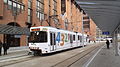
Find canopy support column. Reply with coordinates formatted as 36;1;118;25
113;31;119;56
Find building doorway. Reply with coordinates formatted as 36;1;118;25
4;34;20;47
3;22;21;47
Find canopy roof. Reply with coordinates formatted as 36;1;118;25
76;0;120;34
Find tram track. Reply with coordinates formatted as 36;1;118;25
51;43;104;67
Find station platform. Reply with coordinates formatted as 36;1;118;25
86;43;120;67
0;46;30;62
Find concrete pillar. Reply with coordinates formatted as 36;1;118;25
113;31;119;56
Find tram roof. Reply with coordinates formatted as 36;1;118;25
76;0;120;35
30;26;81;34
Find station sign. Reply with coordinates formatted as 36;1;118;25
102;31;110;35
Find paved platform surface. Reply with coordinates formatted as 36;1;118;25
87;43;120;67
0;46;30;62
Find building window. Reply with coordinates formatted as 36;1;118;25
83;21;90;24
17;4;20;13
28;9;32;23
28;0;32;23
83;20;90;29
53;0;59;26
36;0;44;20
83;25;90;28
28;0;32;8
4;0;25;15
83;16;89;19
48;0;51;15
53;0;57;15
8;0;12;10
21;5;24;11
4;0;8;4
61;0;66;15
13;2;17;15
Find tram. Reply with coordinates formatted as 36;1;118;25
28;26;87;55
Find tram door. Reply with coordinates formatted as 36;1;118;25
50;33;56;51
70;34;73;47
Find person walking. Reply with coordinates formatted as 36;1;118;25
3;42;9;55
106;40;110;49
110;39;113;43
0;40;2;56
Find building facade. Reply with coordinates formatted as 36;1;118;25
0;0;96;47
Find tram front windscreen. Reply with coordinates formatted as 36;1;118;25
29;31;47;43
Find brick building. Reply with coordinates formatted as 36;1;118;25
0;0;96;47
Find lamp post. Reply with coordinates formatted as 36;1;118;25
114;31;119;56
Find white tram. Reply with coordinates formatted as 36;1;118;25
29;26;87;55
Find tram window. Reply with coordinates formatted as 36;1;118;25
70;35;73;43
78;35;80;40
50;33;53;45
73;35;75;41
54;33;56;45
39;31;47;42
50;33;56;45
68;34;69;40
29;31;47;43
80;36;82;42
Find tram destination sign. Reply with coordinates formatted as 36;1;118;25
31;28;40;31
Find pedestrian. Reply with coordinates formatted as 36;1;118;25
106;40;110;49
94;40;96;43
89;40;90;43
3;42;9;55
0;40;3;56
110;39;113;43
